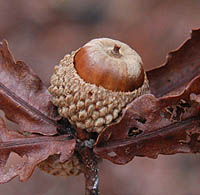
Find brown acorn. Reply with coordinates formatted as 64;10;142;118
48;38;150;133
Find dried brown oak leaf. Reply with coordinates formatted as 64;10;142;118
0;40;76;182
147;28;200;97
0;40;60;135
94;29;200;164
0;117;75;182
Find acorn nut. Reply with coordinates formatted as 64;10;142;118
49;38;150;133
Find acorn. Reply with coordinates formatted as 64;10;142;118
48;38;150;133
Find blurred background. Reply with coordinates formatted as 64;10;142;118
0;0;200;194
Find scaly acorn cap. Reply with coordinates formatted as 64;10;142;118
38;155;82;177
48;38;150;133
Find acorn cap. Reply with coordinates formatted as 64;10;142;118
48;38;150;133
38;155;82;177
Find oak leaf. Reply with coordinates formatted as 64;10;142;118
0;40;60;135
0;40;76;183
94;29;200;164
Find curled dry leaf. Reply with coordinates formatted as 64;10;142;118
0;40;76;183
147;29;200;97
94;29;200;164
0;40;60;135
0;116;76;182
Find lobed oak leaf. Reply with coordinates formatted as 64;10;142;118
94;29;200;164
0;116;76;183
0;40;60;135
147;28;200;97
0;40;76;183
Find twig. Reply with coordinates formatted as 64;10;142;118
78;147;99;195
